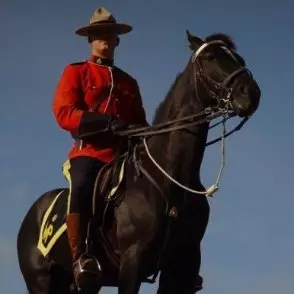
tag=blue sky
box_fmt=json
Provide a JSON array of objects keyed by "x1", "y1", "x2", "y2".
[{"x1": 1, "y1": 0, "x2": 293, "y2": 293}]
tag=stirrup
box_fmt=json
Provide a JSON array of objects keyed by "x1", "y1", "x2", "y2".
[
  {"x1": 73, "y1": 254, "x2": 102, "y2": 292},
  {"x1": 75, "y1": 253, "x2": 102, "y2": 277}
]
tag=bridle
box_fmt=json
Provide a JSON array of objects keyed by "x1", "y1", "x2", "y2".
[
  {"x1": 117, "y1": 40, "x2": 254, "y2": 196},
  {"x1": 192, "y1": 40, "x2": 252, "y2": 114}
]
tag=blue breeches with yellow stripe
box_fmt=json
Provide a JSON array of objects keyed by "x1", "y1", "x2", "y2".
[{"x1": 62, "y1": 156, "x2": 105, "y2": 216}]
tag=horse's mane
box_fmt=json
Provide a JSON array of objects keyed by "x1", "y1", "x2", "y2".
[
  {"x1": 152, "y1": 72, "x2": 185, "y2": 125},
  {"x1": 205, "y1": 33, "x2": 237, "y2": 51}
]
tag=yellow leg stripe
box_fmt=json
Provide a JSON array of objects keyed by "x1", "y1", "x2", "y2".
[{"x1": 62, "y1": 159, "x2": 72, "y2": 215}]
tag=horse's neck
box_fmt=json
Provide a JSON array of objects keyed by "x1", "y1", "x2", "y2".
[{"x1": 150, "y1": 65, "x2": 209, "y2": 190}]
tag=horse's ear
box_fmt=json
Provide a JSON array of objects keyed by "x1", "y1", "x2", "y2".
[{"x1": 186, "y1": 30, "x2": 203, "y2": 50}]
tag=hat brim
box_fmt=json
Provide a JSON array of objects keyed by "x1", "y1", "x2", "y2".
[{"x1": 75, "y1": 23, "x2": 133, "y2": 36}]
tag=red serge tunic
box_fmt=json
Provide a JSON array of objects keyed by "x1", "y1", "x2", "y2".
[{"x1": 52, "y1": 57, "x2": 147, "y2": 163}]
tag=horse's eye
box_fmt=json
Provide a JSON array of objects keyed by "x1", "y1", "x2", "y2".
[{"x1": 205, "y1": 53, "x2": 216, "y2": 61}]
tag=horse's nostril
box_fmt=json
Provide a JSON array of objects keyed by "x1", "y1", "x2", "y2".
[
  {"x1": 239, "y1": 85, "x2": 249, "y2": 95},
  {"x1": 239, "y1": 85, "x2": 247, "y2": 94}
]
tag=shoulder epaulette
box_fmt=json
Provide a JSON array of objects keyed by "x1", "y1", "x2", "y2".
[{"x1": 70, "y1": 60, "x2": 87, "y2": 66}]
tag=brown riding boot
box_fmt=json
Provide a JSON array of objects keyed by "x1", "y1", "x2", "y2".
[
  {"x1": 66, "y1": 213, "x2": 85, "y2": 285},
  {"x1": 66, "y1": 213, "x2": 83, "y2": 262},
  {"x1": 66, "y1": 213, "x2": 102, "y2": 290}
]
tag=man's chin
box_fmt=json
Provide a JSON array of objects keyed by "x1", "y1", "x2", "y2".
[{"x1": 100, "y1": 49, "x2": 115, "y2": 59}]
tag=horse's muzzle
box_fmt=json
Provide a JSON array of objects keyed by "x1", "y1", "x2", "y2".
[{"x1": 231, "y1": 79, "x2": 261, "y2": 117}]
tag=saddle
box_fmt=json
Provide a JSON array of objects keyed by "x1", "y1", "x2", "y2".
[
  {"x1": 93, "y1": 155, "x2": 127, "y2": 212},
  {"x1": 84, "y1": 154, "x2": 127, "y2": 248}
]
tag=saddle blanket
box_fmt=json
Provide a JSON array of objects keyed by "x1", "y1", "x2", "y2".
[{"x1": 37, "y1": 189, "x2": 67, "y2": 257}]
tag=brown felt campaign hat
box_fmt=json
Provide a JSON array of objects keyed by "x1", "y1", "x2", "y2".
[{"x1": 75, "y1": 7, "x2": 133, "y2": 36}]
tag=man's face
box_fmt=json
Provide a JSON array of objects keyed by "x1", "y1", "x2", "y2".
[{"x1": 90, "y1": 31, "x2": 119, "y2": 59}]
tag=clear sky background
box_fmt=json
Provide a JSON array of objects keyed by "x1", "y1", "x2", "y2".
[{"x1": 1, "y1": 0, "x2": 293, "y2": 293}]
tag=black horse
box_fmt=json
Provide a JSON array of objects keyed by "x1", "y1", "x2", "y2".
[{"x1": 17, "y1": 31, "x2": 260, "y2": 294}]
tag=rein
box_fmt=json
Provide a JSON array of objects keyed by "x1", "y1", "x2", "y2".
[
  {"x1": 118, "y1": 106, "x2": 224, "y2": 137},
  {"x1": 119, "y1": 111, "x2": 247, "y2": 147}
]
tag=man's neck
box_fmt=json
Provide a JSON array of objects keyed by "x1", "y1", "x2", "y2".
[{"x1": 89, "y1": 55, "x2": 114, "y2": 67}]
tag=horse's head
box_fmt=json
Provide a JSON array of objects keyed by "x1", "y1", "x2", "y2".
[{"x1": 187, "y1": 31, "x2": 260, "y2": 117}]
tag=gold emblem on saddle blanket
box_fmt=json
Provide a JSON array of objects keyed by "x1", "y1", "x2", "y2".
[{"x1": 42, "y1": 223, "x2": 54, "y2": 243}]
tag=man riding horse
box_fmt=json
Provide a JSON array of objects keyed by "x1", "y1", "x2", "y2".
[{"x1": 52, "y1": 6, "x2": 148, "y2": 289}]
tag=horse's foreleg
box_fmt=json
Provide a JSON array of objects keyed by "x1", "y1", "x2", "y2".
[
  {"x1": 156, "y1": 197, "x2": 210, "y2": 294},
  {"x1": 118, "y1": 243, "x2": 143, "y2": 294},
  {"x1": 156, "y1": 244, "x2": 203, "y2": 294}
]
